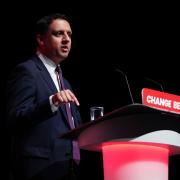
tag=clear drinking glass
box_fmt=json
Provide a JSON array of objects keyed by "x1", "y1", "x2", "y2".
[{"x1": 90, "y1": 106, "x2": 104, "y2": 121}]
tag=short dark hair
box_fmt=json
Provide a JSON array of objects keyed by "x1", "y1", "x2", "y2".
[{"x1": 36, "y1": 13, "x2": 69, "y2": 35}]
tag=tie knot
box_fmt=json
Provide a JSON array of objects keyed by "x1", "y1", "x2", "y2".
[{"x1": 55, "y1": 65, "x2": 61, "y2": 74}]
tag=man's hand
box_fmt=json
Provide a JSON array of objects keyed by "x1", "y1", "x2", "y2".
[{"x1": 52, "y1": 89, "x2": 80, "y2": 106}]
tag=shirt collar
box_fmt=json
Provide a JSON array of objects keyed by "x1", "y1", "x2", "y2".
[{"x1": 37, "y1": 51, "x2": 57, "y2": 73}]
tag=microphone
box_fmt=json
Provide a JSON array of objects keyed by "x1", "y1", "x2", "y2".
[
  {"x1": 115, "y1": 68, "x2": 135, "y2": 104},
  {"x1": 144, "y1": 77, "x2": 164, "y2": 92}
]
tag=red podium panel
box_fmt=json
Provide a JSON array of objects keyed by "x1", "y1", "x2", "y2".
[{"x1": 60, "y1": 104, "x2": 180, "y2": 180}]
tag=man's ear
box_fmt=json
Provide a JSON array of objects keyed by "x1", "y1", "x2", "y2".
[{"x1": 36, "y1": 34, "x2": 44, "y2": 46}]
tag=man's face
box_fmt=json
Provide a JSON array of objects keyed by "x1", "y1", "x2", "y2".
[{"x1": 40, "y1": 19, "x2": 72, "y2": 64}]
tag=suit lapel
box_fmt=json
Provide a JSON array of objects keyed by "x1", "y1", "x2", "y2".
[{"x1": 33, "y1": 55, "x2": 57, "y2": 94}]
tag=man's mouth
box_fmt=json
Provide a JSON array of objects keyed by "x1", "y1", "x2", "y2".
[{"x1": 61, "y1": 46, "x2": 69, "y2": 52}]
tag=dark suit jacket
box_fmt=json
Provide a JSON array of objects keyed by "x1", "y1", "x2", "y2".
[{"x1": 7, "y1": 55, "x2": 81, "y2": 179}]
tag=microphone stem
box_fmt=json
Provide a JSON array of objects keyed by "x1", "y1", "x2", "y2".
[
  {"x1": 125, "y1": 75, "x2": 135, "y2": 104},
  {"x1": 115, "y1": 69, "x2": 135, "y2": 104}
]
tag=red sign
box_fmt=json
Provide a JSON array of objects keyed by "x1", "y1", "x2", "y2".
[{"x1": 142, "y1": 88, "x2": 180, "y2": 115}]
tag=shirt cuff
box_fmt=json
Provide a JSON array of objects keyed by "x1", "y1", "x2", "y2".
[{"x1": 49, "y1": 95, "x2": 59, "y2": 112}]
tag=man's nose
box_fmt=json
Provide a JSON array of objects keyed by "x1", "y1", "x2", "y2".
[{"x1": 63, "y1": 33, "x2": 71, "y2": 41}]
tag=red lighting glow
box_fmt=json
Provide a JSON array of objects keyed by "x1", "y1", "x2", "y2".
[{"x1": 102, "y1": 142, "x2": 169, "y2": 180}]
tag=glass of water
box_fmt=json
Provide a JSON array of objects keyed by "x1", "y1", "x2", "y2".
[{"x1": 90, "y1": 106, "x2": 104, "y2": 121}]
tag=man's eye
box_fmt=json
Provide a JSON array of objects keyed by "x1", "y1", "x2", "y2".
[
  {"x1": 52, "y1": 31, "x2": 63, "y2": 37},
  {"x1": 52, "y1": 31, "x2": 72, "y2": 38}
]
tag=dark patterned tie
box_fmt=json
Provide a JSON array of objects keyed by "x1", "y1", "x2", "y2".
[{"x1": 55, "y1": 65, "x2": 80, "y2": 164}]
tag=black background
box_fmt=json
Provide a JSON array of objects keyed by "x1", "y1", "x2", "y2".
[{"x1": 1, "y1": 1, "x2": 179, "y2": 179}]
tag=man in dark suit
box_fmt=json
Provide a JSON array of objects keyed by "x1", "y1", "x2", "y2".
[{"x1": 7, "y1": 13, "x2": 82, "y2": 180}]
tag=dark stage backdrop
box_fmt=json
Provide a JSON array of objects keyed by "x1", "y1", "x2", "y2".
[{"x1": 1, "y1": 2, "x2": 179, "y2": 180}]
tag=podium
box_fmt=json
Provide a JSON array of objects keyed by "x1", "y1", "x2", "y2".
[{"x1": 60, "y1": 104, "x2": 180, "y2": 180}]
